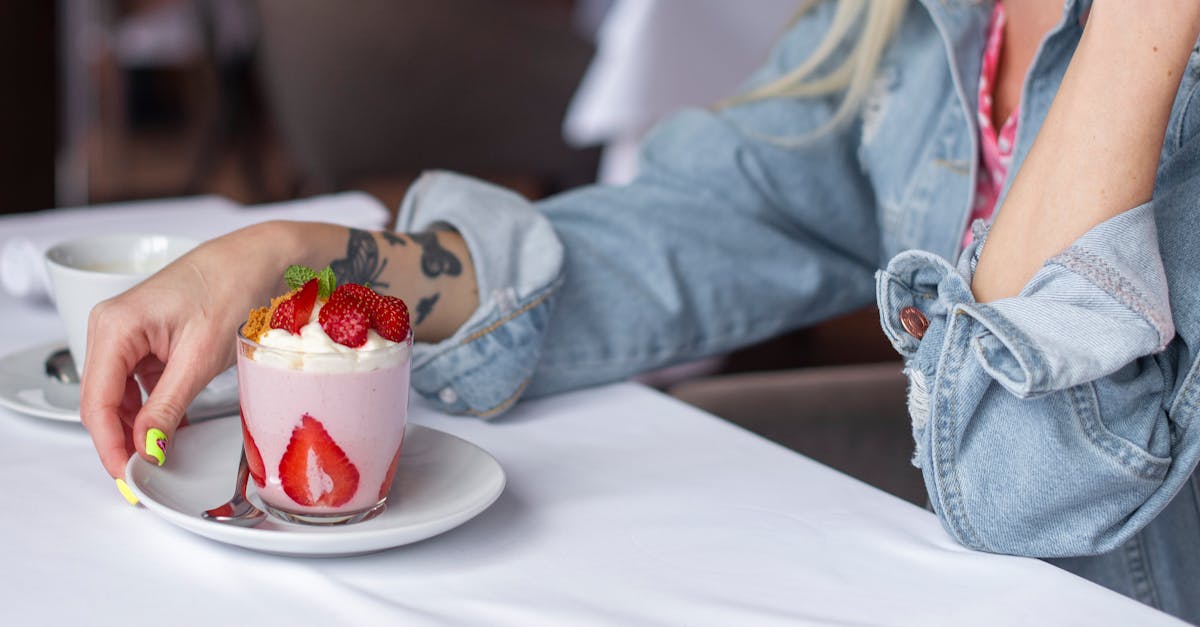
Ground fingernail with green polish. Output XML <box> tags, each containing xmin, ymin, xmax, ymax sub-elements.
<box><xmin>115</xmin><ymin>478</ymin><xmax>139</xmax><ymax>506</ymax></box>
<box><xmin>145</xmin><ymin>428</ymin><xmax>168</xmax><ymax>466</ymax></box>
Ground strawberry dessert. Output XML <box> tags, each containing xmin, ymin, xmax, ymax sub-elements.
<box><xmin>236</xmin><ymin>265</ymin><xmax>411</xmax><ymax>525</ymax></box>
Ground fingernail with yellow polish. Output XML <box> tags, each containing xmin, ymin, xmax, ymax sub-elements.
<box><xmin>145</xmin><ymin>428</ymin><xmax>168</xmax><ymax>466</ymax></box>
<box><xmin>115</xmin><ymin>478</ymin><xmax>139</xmax><ymax>506</ymax></box>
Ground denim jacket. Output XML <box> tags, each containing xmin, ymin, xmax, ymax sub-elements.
<box><xmin>397</xmin><ymin>0</ymin><xmax>1200</xmax><ymax>619</ymax></box>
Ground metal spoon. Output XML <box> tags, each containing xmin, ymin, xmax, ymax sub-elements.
<box><xmin>202</xmin><ymin>449</ymin><xmax>266</xmax><ymax>526</ymax></box>
<box><xmin>44</xmin><ymin>348</ymin><xmax>79</xmax><ymax>384</ymax></box>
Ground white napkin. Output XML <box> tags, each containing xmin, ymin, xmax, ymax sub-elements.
<box><xmin>563</xmin><ymin>0</ymin><xmax>797</xmax><ymax>183</ymax></box>
<box><xmin>1</xmin><ymin>192</ymin><xmax>390</xmax><ymax>303</ymax></box>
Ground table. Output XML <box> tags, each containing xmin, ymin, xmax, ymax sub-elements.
<box><xmin>0</xmin><ymin>204</ymin><xmax>1183</xmax><ymax>626</ymax></box>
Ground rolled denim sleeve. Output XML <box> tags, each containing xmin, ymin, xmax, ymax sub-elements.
<box><xmin>876</xmin><ymin>204</ymin><xmax>1182</xmax><ymax>556</ymax></box>
<box><xmin>885</xmin><ymin>204</ymin><xmax>1173</xmax><ymax>397</ymax></box>
<box><xmin>396</xmin><ymin>171</ymin><xmax>565</xmax><ymax>417</ymax></box>
<box><xmin>397</xmin><ymin>1</ymin><xmax>882</xmax><ymax>416</ymax></box>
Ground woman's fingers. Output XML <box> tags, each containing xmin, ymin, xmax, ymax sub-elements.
<box><xmin>109</xmin><ymin>376</ymin><xmax>141</xmax><ymax>466</ymax></box>
<box><xmin>118</xmin><ymin>376</ymin><xmax>142</xmax><ymax>430</ymax></box>
<box><xmin>79</xmin><ymin>304</ymin><xmax>148</xmax><ymax>479</ymax></box>
<box><xmin>78</xmin><ymin>224</ymin><xmax>282</xmax><ymax>481</ymax></box>
<box><xmin>133</xmin><ymin>356</ymin><xmax>166</xmax><ymax>403</ymax></box>
<box><xmin>130</xmin><ymin>347</ymin><xmax>212</xmax><ymax>468</ymax></box>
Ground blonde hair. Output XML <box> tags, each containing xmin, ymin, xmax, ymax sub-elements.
<box><xmin>720</xmin><ymin>0</ymin><xmax>909</xmax><ymax>138</ymax></box>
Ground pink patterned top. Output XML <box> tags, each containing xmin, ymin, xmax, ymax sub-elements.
<box><xmin>964</xmin><ymin>1</ymin><xmax>1018</xmax><ymax>247</ymax></box>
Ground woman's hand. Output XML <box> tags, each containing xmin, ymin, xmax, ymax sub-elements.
<box><xmin>79</xmin><ymin>220</ymin><xmax>478</xmax><ymax>481</ymax></box>
<box><xmin>79</xmin><ymin>223</ymin><xmax>295</xmax><ymax>478</ymax></box>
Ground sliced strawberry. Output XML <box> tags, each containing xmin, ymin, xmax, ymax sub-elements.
<box><xmin>239</xmin><ymin>408</ymin><xmax>266</xmax><ymax>488</ymax></box>
<box><xmin>270</xmin><ymin>278</ymin><xmax>319</xmax><ymax>334</ymax></box>
<box><xmin>278</xmin><ymin>414</ymin><xmax>360</xmax><ymax>507</ymax></box>
<box><xmin>373</xmin><ymin>295</ymin><xmax>410</xmax><ymax>342</ymax></box>
<box><xmin>292</xmin><ymin>278</ymin><xmax>319</xmax><ymax>326</ymax></box>
<box><xmin>318</xmin><ymin>297</ymin><xmax>370</xmax><ymax>347</ymax></box>
<box><xmin>270</xmin><ymin>296</ymin><xmax>298</xmax><ymax>333</ymax></box>
<box><xmin>377</xmin><ymin>436</ymin><xmax>405</xmax><ymax>499</ymax></box>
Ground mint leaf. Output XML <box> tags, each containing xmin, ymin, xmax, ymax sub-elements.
<box><xmin>317</xmin><ymin>266</ymin><xmax>337</xmax><ymax>300</ymax></box>
<box><xmin>284</xmin><ymin>265</ymin><xmax>317</xmax><ymax>290</ymax></box>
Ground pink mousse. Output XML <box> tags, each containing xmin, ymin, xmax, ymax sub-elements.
<box><xmin>237</xmin><ymin>353</ymin><xmax>410</xmax><ymax>515</ymax></box>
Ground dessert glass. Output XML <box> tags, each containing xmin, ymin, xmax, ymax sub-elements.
<box><xmin>235</xmin><ymin>328</ymin><xmax>411</xmax><ymax>525</ymax></box>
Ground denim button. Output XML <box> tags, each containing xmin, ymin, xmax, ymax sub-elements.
<box><xmin>900</xmin><ymin>306</ymin><xmax>929</xmax><ymax>339</ymax></box>
<box><xmin>438</xmin><ymin>387</ymin><xmax>458</xmax><ymax>404</ymax></box>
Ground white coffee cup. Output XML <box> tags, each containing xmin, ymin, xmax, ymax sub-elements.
<box><xmin>44</xmin><ymin>234</ymin><xmax>199</xmax><ymax>374</ymax></box>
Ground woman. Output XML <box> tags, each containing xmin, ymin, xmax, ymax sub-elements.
<box><xmin>81</xmin><ymin>1</ymin><xmax>1200</xmax><ymax>620</ymax></box>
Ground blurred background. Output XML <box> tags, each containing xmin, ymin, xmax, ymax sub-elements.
<box><xmin>1</xmin><ymin>0</ymin><xmax>814</xmax><ymax>212</ymax></box>
<box><xmin>0</xmin><ymin>0</ymin><xmax>918</xmax><ymax>503</ymax></box>
<box><xmin>2</xmin><ymin>0</ymin><xmax>614</xmax><ymax>213</ymax></box>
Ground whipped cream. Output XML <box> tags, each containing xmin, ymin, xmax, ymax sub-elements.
<box><xmin>252</xmin><ymin>302</ymin><xmax>409</xmax><ymax>372</ymax></box>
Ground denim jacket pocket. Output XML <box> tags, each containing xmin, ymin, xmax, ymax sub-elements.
<box><xmin>1072</xmin><ymin>382</ymin><xmax>1172</xmax><ymax>480</ymax></box>
<box><xmin>914</xmin><ymin>317</ymin><xmax>1175</xmax><ymax>556</ymax></box>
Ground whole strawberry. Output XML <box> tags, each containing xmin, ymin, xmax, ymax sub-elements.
<box><xmin>373</xmin><ymin>295</ymin><xmax>411</xmax><ymax>342</ymax></box>
<box><xmin>318</xmin><ymin>298</ymin><xmax>370</xmax><ymax>347</ymax></box>
<box><xmin>330</xmin><ymin>283</ymin><xmax>382</xmax><ymax>313</ymax></box>
<box><xmin>326</xmin><ymin>283</ymin><xmax>410</xmax><ymax>343</ymax></box>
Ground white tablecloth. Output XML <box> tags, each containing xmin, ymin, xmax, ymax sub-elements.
<box><xmin>0</xmin><ymin>202</ymin><xmax>1181</xmax><ymax>626</ymax></box>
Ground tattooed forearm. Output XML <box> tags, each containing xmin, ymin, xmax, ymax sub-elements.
<box><xmin>381</xmin><ymin>231</ymin><xmax>406</xmax><ymax>247</ymax></box>
<box><xmin>409</xmin><ymin>232</ymin><xmax>462</xmax><ymax>279</ymax></box>
<box><xmin>414</xmin><ymin>293</ymin><xmax>440</xmax><ymax>326</ymax></box>
<box><xmin>331</xmin><ymin>228</ymin><xmax>389</xmax><ymax>288</ymax></box>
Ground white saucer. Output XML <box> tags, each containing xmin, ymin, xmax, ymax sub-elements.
<box><xmin>0</xmin><ymin>341</ymin><xmax>238</xmax><ymax>422</ymax></box>
<box><xmin>125</xmin><ymin>415</ymin><xmax>506</xmax><ymax>557</ymax></box>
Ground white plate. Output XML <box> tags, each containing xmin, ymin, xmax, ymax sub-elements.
<box><xmin>0</xmin><ymin>341</ymin><xmax>238</xmax><ymax>422</ymax></box>
<box><xmin>125</xmin><ymin>415</ymin><xmax>506</xmax><ymax>557</ymax></box>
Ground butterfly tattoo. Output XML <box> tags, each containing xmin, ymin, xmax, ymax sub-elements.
<box><xmin>331</xmin><ymin>229</ymin><xmax>389</xmax><ymax>288</ymax></box>
<box><xmin>415</xmin><ymin>293</ymin><xmax>439</xmax><ymax>326</ymax></box>
<box><xmin>410</xmin><ymin>232</ymin><xmax>462</xmax><ymax>279</ymax></box>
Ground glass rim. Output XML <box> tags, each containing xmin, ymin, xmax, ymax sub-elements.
<box><xmin>237</xmin><ymin>324</ymin><xmax>413</xmax><ymax>359</ymax></box>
